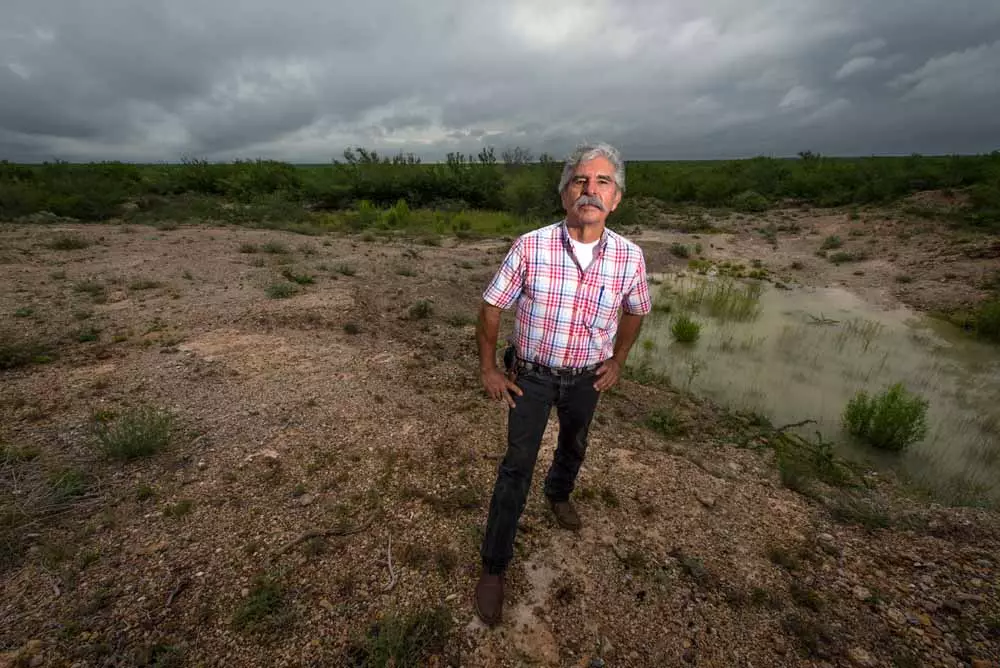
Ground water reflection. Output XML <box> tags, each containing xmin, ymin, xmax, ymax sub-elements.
<box><xmin>635</xmin><ymin>273</ymin><xmax>1000</xmax><ymax>503</ymax></box>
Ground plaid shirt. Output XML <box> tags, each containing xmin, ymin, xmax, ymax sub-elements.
<box><xmin>483</xmin><ymin>221</ymin><xmax>651</xmax><ymax>369</ymax></box>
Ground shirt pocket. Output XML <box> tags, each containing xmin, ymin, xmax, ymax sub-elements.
<box><xmin>590</xmin><ymin>288</ymin><xmax>621</xmax><ymax>330</ymax></box>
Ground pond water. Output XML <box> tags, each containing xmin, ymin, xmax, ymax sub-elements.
<box><xmin>633</xmin><ymin>272</ymin><xmax>1000</xmax><ymax>504</ymax></box>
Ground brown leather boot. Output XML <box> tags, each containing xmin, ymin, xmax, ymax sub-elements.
<box><xmin>474</xmin><ymin>572</ymin><xmax>504</xmax><ymax>627</ymax></box>
<box><xmin>549</xmin><ymin>499</ymin><xmax>582</xmax><ymax>531</ymax></box>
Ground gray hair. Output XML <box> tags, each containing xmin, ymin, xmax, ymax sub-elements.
<box><xmin>557</xmin><ymin>142</ymin><xmax>626</xmax><ymax>194</ymax></box>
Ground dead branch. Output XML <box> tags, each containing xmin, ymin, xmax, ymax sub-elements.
<box><xmin>382</xmin><ymin>534</ymin><xmax>397</xmax><ymax>593</ymax></box>
<box><xmin>773</xmin><ymin>419</ymin><xmax>817</xmax><ymax>433</ymax></box>
<box><xmin>166</xmin><ymin>577</ymin><xmax>188</xmax><ymax>608</ymax></box>
<box><xmin>270</xmin><ymin>513</ymin><xmax>375</xmax><ymax>560</ymax></box>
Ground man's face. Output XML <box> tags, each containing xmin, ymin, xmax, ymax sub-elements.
<box><xmin>561</xmin><ymin>156</ymin><xmax>622</xmax><ymax>227</ymax></box>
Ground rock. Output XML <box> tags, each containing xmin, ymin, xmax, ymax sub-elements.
<box><xmin>628</xmin><ymin>651</ymin><xmax>640</xmax><ymax>660</ymax></box>
<box><xmin>197</xmin><ymin>460</ymin><xmax>207</xmax><ymax>470</ymax></box>
<box><xmin>297</xmin><ymin>494</ymin><xmax>315</xmax><ymax>507</ymax></box>
<box><xmin>847</xmin><ymin>647</ymin><xmax>876</xmax><ymax>667</ymax></box>
<box><xmin>695</xmin><ymin>492</ymin><xmax>716</xmax><ymax>509</ymax></box>
<box><xmin>971</xmin><ymin>660</ymin><xmax>996</xmax><ymax>668</ymax></box>
<box><xmin>727</xmin><ymin>461</ymin><xmax>743</xmax><ymax>474</ymax></box>
<box><xmin>852</xmin><ymin>585</ymin><xmax>871</xmax><ymax>601</ymax></box>
<box><xmin>589</xmin><ymin>659</ymin><xmax>605</xmax><ymax>668</ymax></box>
<box><xmin>816</xmin><ymin>533</ymin><xmax>839</xmax><ymax>555</ymax></box>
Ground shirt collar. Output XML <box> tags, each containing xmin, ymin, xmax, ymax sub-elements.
<box><xmin>559</xmin><ymin>219</ymin><xmax>609</xmax><ymax>254</ymax></box>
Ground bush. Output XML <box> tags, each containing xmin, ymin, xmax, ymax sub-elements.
<box><xmin>670</xmin><ymin>243</ymin><xmax>691</xmax><ymax>258</ymax></box>
<box><xmin>820</xmin><ymin>235</ymin><xmax>843</xmax><ymax>250</ymax></box>
<box><xmin>843</xmin><ymin>383</ymin><xmax>928</xmax><ymax>452</ymax></box>
<box><xmin>731</xmin><ymin>190</ymin><xmax>769</xmax><ymax>213</ymax></box>
<box><xmin>974</xmin><ymin>300</ymin><xmax>1000</xmax><ymax>343</ymax></box>
<box><xmin>671</xmin><ymin>314</ymin><xmax>701</xmax><ymax>343</ymax></box>
<box><xmin>94</xmin><ymin>406</ymin><xmax>173</xmax><ymax>460</ymax></box>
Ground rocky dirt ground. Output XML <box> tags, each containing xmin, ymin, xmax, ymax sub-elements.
<box><xmin>1</xmin><ymin>207</ymin><xmax>999</xmax><ymax>668</ymax></box>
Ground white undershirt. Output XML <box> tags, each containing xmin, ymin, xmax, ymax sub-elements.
<box><xmin>569</xmin><ymin>237</ymin><xmax>600</xmax><ymax>271</ymax></box>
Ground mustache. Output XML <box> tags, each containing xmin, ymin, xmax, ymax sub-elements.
<box><xmin>574</xmin><ymin>195</ymin><xmax>606</xmax><ymax>211</ymax></box>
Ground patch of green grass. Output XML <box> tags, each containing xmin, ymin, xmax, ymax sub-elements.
<box><xmin>135</xmin><ymin>483</ymin><xmax>156</xmax><ymax>501</ymax></box>
<box><xmin>973</xmin><ymin>300</ymin><xmax>1000</xmax><ymax>343</ymax></box>
<box><xmin>280</xmin><ymin>268</ymin><xmax>315</xmax><ymax>285</ymax></box>
<box><xmin>345</xmin><ymin>607</ymin><xmax>451</xmax><ymax>668</ymax></box>
<box><xmin>0</xmin><ymin>338</ymin><xmax>55</xmax><ymax>369</ymax></box>
<box><xmin>820</xmin><ymin>235</ymin><xmax>843</xmax><ymax>250</ymax></box>
<box><xmin>828</xmin><ymin>250</ymin><xmax>868</xmax><ymax>264</ymax></box>
<box><xmin>0</xmin><ymin>444</ymin><xmax>41</xmax><ymax>464</ymax></box>
<box><xmin>843</xmin><ymin>382</ymin><xmax>928</xmax><ymax>452</ymax></box>
<box><xmin>163</xmin><ymin>499</ymin><xmax>194</xmax><ymax>518</ymax></box>
<box><xmin>599</xmin><ymin>486</ymin><xmax>620</xmax><ymax>508</ymax></box>
<box><xmin>644</xmin><ymin>409</ymin><xmax>685</xmax><ymax>438</ymax></box>
<box><xmin>265</xmin><ymin>282</ymin><xmax>299</xmax><ymax>299</ymax></box>
<box><xmin>232</xmin><ymin>574</ymin><xmax>288</xmax><ymax>632</ymax></box>
<box><xmin>826</xmin><ymin>492</ymin><xmax>892</xmax><ymax>531</ymax></box>
<box><xmin>335</xmin><ymin>263</ymin><xmax>357</xmax><ymax>276</ymax></box>
<box><xmin>46</xmin><ymin>233</ymin><xmax>91</xmax><ymax>250</ymax></box>
<box><xmin>128</xmin><ymin>278</ymin><xmax>161</xmax><ymax>291</ymax></box>
<box><xmin>670</xmin><ymin>243</ymin><xmax>691</xmax><ymax>258</ymax></box>
<box><xmin>48</xmin><ymin>468</ymin><xmax>91</xmax><ymax>504</ymax></box>
<box><xmin>670</xmin><ymin>314</ymin><xmax>701</xmax><ymax>343</ymax></box>
<box><xmin>409</xmin><ymin>300</ymin><xmax>433</xmax><ymax>320</ymax></box>
<box><xmin>662</xmin><ymin>275</ymin><xmax>761</xmax><ymax>322</ymax></box>
<box><xmin>261</xmin><ymin>241</ymin><xmax>288</xmax><ymax>254</ymax></box>
<box><xmin>13</xmin><ymin>307</ymin><xmax>33</xmax><ymax>318</ymax></box>
<box><xmin>93</xmin><ymin>405</ymin><xmax>173</xmax><ymax>460</ymax></box>
<box><xmin>76</xmin><ymin>327</ymin><xmax>100</xmax><ymax>343</ymax></box>
<box><xmin>767</xmin><ymin>545</ymin><xmax>800</xmax><ymax>571</ymax></box>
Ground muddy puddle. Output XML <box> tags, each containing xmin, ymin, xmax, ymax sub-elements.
<box><xmin>635</xmin><ymin>272</ymin><xmax>1000</xmax><ymax>503</ymax></box>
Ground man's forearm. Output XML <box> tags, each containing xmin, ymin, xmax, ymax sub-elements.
<box><xmin>612</xmin><ymin>313</ymin><xmax>644</xmax><ymax>364</ymax></box>
<box><xmin>477</xmin><ymin>302</ymin><xmax>502</xmax><ymax>372</ymax></box>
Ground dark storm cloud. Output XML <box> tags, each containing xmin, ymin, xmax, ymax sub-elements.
<box><xmin>1</xmin><ymin>0</ymin><xmax>999</xmax><ymax>162</ymax></box>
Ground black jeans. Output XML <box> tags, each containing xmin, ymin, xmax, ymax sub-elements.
<box><xmin>480</xmin><ymin>354</ymin><xmax>601</xmax><ymax>574</ymax></box>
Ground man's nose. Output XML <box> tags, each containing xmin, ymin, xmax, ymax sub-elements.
<box><xmin>582</xmin><ymin>179</ymin><xmax>597</xmax><ymax>195</ymax></box>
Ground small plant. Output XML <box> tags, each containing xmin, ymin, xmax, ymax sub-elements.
<box><xmin>345</xmin><ymin>607</ymin><xmax>451</xmax><ymax>667</ymax></box>
<box><xmin>266</xmin><ymin>282</ymin><xmax>299</xmax><ymax>299</ymax></box>
<box><xmin>820</xmin><ymin>235</ymin><xmax>843</xmax><ymax>251</ymax></box>
<box><xmin>261</xmin><ymin>241</ymin><xmax>288</xmax><ymax>254</ymax></box>
<box><xmin>0</xmin><ymin>339</ymin><xmax>54</xmax><ymax>369</ymax></box>
<box><xmin>163</xmin><ymin>499</ymin><xmax>194</xmax><ymax>518</ymax></box>
<box><xmin>232</xmin><ymin>574</ymin><xmax>287</xmax><ymax>632</ymax></box>
<box><xmin>790</xmin><ymin>261</ymin><xmax>804</xmax><ymax>270</ymax></box>
<box><xmin>409</xmin><ymin>300</ymin><xmax>433</xmax><ymax>320</ymax></box>
<box><xmin>0</xmin><ymin>444</ymin><xmax>40</xmax><ymax>464</ymax></box>
<box><xmin>445</xmin><ymin>314</ymin><xmax>474</xmax><ymax>327</ymax></box>
<box><xmin>77</xmin><ymin>327</ymin><xmax>100</xmax><ymax>342</ymax></box>
<box><xmin>670</xmin><ymin>314</ymin><xmax>701</xmax><ymax>343</ymax></box>
<box><xmin>93</xmin><ymin>405</ymin><xmax>173</xmax><ymax>460</ymax></box>
<box><xmin>182</xmin><ymin>270</ymin><xmax>194</xmax><ymax>280</ymax></box>
<box><xmin>47</xmin><ymin>234</ymin><xmax>91</xmax><ymax>250</ymax></box>
<box><xmin>670</xmin><ymin>243</ymin><xmax>691</xmax><ymax>259</ymax></box>
<box><xmin>343</xmin><ymin>322</ymin><xmax>361</xmax><ymax>335</ymax></box>
<box><xmin>599</xmin><ymin>486</ymin><xmax>620</xmax><ymax>508</ymax></box>
<box><xmin>135</xmin><ymin>483</ymin><xmax>156</xmax><ymax>501</ymax></box>
<box><xmin>767</xmin><ymin>545</ymin><xmax>800</xmax><ymax>571</ymax></box>
<box><xmin>644</xmin><ymin>409</ymin><xmax>685</xmax><ymax>438</ymax></box>
<box><xmin>128</xmin><ymin>278</ymin><xmax>161</xmax><ymax>291</ymax></box>
<box><xmin>335</xmin><ymin>264</ymin><xmax>357</xmax><ymax>276</ymax></box>
<box><xmin>14</xmin><ymin>307</ymin><xmax>33</xmax><ymax>318</ymax></box>
<box><xmin>974</xmin><ymin>300</ymin><xmax>1000</xmax><ymax>343</ymax></box>
<box><xmin>280</xmin><ymin>269</ymin><xmax>315</xmax><ymax>285</ymax></box>
<box><xmin>240</xmin><ymin>243</ymin><xmax>259</xmax><ymax>253</ymax></box>
<box><xmin>843</xmin><ymin>383</ymin><xmax>928</xmax><ymax>452</ymax></box>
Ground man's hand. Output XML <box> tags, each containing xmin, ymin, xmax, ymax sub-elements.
<box><xmin>593</xmin><ymin>358</ymin><xmax>621</xmax><ymax>392</ymax></box>
<box><xmin>481</xmin><ymin>367</ymin><xmax>523</xmax><ymax>408</ymax></box>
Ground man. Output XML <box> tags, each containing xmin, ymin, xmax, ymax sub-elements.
<box><xmin>473</xmin><ymin>142</ymin><xmax>651</xmax><ymax>626</ymax></box>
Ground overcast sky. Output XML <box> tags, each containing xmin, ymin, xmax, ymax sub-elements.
<box><xmin>2</xmin><ymin>0</ymin><xmax>1000</xmax><ymax>163</ymax></box>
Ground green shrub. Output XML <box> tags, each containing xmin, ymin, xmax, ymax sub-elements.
<box><xmin>731</xmin><ymin>190</ymin><xmax>769</xmax><ymax>213</ymax></box>
<box><xmin>843</xmin><ymin>383</ymin><xmax>928</xmax><ymax>452</ymax></box>
<box><xmin>345</xmin><ymin>607</ymin><xmax>451</xmax><ymax>667</ymax></box>
<box><xmin>232</xmin><ymin>575</ymin><xmax>288</xmax><ymax>632</ymax></box>
<box><xmin>266</xmin><ymin>282</ymin><xmax>299</xmax><ymax>299</ymax></box>
<box><xmin>820</xmin><ymin>235</ymin><xmax>843</xmax><ymax>250</ymax></box>
<box><xmin>670</xmin><ymin>314</ymin><xmax>701</xmax><ymax>343</ymax></box>
<box><xmin>974</xmin><ymin>300</ymin><xmax>1000</xmax><ymax>343</ymax></box>
<box><xmin>46</xmin><ymin>233</ymin><xmax>91</xmax><ymax>250</ymax></box>
<box><xmin>94</xmin><ymin>406</ymin><xmax>173</xmax><ymax>460</ymax></box>
<box><xmin>409</xmin><ymin>300</ymin><xmax>433</xmax><ymax>319</ymax></box>
<box><xmin>280</xmin><ymin>269</ymin><xmax>315</xmax><ymax>285</ymax></box>
<box><xmin>670</xmin><ymin>243</ymin><xmax>691</xmax><ymax>258</ymax></box>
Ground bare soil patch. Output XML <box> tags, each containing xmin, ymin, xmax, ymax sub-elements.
<box><xmin>1</xmin><ymin>216</ymin><xmax>998</xmax><ymax>667</ymax></box>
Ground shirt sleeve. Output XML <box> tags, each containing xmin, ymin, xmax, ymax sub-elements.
<box><xmin>622</xmin><ymin>251</ymin><xmax>652</xmax><ymax>315</ymax></box>
<box><xmin>482</xmin><ymin>238</ymin><xmax>526</xmax><ymax>309</ymax></box>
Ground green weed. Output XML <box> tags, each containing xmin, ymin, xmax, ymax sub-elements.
<box><xmin>266</xmin><ymin>282</ymin><xmax>299</xmax><ymax>299</ymax></box>
<box><xmin>232</xmin><ymin>574</ymin><xmax>289</xmax><ymax>632</ymax></box>
<box><xmin>670</xmin><ymin>243</ymin><xmax>691</xmax><ymax>258</ymax></box>
<box><xmin>820</xmin><ymin>235</ymin><xmax>843</xmax><ymax>250</ymax></box>
<box><xmin>280</xmin><ymin>268</ymin><xmax>315</xmax><ymax>285</ymax></box>
<box><xmin>93</xmin><ymin>405</ymin><xmax>173</xmax><ymax>460</ymax></box>
<box><xmin>670</xmin><ymin>314</ymin><xmax>701</xmax><ymax>343</ymax></box>
<box><xmin>843</xmin><ymin>383</ymin><xmax>928</xmax><ymax>452</ymax></box>
<box><xmin>409</xmin><ymin>300</ymin><xmax>433</xmax><ymax>320</ymax></box>
<box><xmin>644</xmin><ymin>409</ymin><xmax>685</xmax><ymax>438</ymax></box>
<box><xmin>345</xmin><ymin>607</ymin><xmax>451</xmax><ymax>667</ymax></box>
